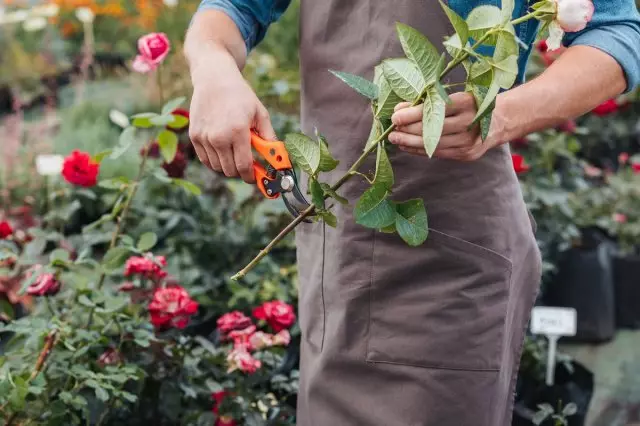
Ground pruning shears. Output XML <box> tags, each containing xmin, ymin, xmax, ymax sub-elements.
<box><xmin>250</xmin><ymin>131</ymin><xmax>312</xmax><ymax>219</ymax></box>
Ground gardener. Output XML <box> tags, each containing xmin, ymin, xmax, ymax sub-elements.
<box><xmin>185</xmin><ymin>0</ymin><xmax>640</xmax><ymax>424</ymax></box>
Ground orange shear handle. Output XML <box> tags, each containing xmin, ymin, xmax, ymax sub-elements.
<box><xmin>251</xmin><ymin>131</ymin><xmax>292</xmax><ymax>199</ymax></box>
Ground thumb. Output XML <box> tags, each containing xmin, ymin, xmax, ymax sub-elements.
<box><xmin>254</xmin><ymin>105</ymin><xmax>277</xmax><ymax>141</ymax></box>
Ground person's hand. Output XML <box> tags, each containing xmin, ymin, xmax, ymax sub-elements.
<box><xmin>388</xmin><ymin>92</ymin><xmax>497</xmax><ymax>161</ymax></box>
<box><xmin>189</xmin><ymin>49</ymin><xmax>275</xmax><ymax>183</ymax></box>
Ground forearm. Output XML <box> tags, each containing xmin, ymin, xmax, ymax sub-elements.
<box><xmin>185</xmin><ymin>10</ymin><xmax>247</xmax><ymax>84</ymax></box>
<box><xmin>492</xmin><ymin>45</ymin><xmax>627</xmax><ymax>144</ymax></box>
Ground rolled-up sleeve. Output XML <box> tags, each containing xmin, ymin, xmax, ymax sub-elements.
<box><xmin>563</xmin><ymin>0</ymin><xmax>640</xmax><ymax>92</ymax></box>
<box><xmin>196</xmin><ymin>0</ymin><xmax>292</xmax><ymax>52</ymax></box>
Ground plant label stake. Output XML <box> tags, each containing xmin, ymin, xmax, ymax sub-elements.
<box><xmin>530</xmin><ymin>306</ymin><xmax>577</xmax><ymax>386</ymax></box>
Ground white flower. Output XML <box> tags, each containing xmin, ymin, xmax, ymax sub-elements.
<box><xmin>23</xmin><ymin>17</ymin><xmax>47</xmax><ymax>32</ymax></box>
<box><xmin>545</xmin><ymin>0</ymin><xmax>594</xmax><ymax>51</ymax></box>
<box><xmin>162</xmin><ymin>0</ymin><xmax>179</xmax><ymax>8</ymax></box>
<box><xmin>35</xmin><ymin>155</ymin><xmax>64</xmax><ymax>176</ymax></box>
<box><xmin>554</xmin><ymin>0</ymin><xmax>594</xmax><ymax>32</ymax></box>
<box><xmin>75</xmin><ymin>7</ymin><xmax>95</xmax><ymax>24</ymax></box>
<box><xmin>109</xmin><ymin>109</ymin><xmax>130</xmax><ymax>128</ymax></box>
<box><xmin>4</xmin><ymin>10</ymin><xmax>29</xmax><ymax>24</ymax></box>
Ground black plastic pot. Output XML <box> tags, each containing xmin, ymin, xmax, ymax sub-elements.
<box><xmin>613</xmin><ymin>254</ymin><xmax>640</xmax><ymax>329</ymax></box>
<box><xmin>544</xmin><ymin>230</ymin><xmax>616</xmax><ymax>343</ymax></box>
<box><xmin>513</xmin><ymin>361</ymin><xmax>594</xmax><ymax>426</ymax></box>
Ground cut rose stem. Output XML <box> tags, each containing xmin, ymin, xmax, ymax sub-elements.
<box><xmin>231</xmin><ymin>12</ymin><xmax>538</xmax><ymax>280</ymax></box>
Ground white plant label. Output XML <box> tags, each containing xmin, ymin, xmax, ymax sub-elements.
<box><xmin>531</xmin><ymin>306</ymin><xmax>577</xmax><ymax>337</ymax></box>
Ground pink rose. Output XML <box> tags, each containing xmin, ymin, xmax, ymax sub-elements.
<box><xmin>148</xmin><ymin>286</ymin><xmax>198</xmax><ymax>329</ymax></box>
<box><xmin>226</xmin><ymin>347</ymin><xmax>261</xmax><ymax>374</ymax></box>
<box><xmin>546</xmin><ymin>0</ymin><xmax>594</xmax><ymax>50</ymax></box>
<box><xmin>228</xmin><ymin>325</ymin><xmax>257</xmax><ymax>350</ymax></box>
<box><xmin>248</xmin><ymin>331</ymin><xmax>274</xmax><ymax>351</ymax></box>
<box><xmin>217</xmin><ymin>311</ymin><xmax>253</xmax><ymax>336</ymax></box>
<box><xmin>613</xmin><ymin>213</ymin><xmax>627</xmax><ymax>224</ymax></box>
<box><xmin>97</xmin><ymin>348</ymin><xmax>122</xmax><ymax>367</ymax></box>
<box><xmin>272</xmin><ymin>329</ymin><xmax>291</xmax><ymax>346</ymax></box>
<box><xmin>26</xmin><ymin>270</ymin><xmax>61</xmax><ymax>297</ymax></box>
<box><xmin>132</xmin><ymin>32</ymin><xmax>170</xmax><ymax>73</ymax></box>
<box><xmin>124</xmin><ymin>254</ymin><xmax>167</xmax><ymax>281</ymax></box>
<box><xmin>253</xmin><ymin>300</ymin><xmax>296</xmax><ymax>332</ymax></box>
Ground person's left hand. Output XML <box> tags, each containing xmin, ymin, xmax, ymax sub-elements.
<box><xmin>388</xmin><ymin>92</ymin><xmax>496</xmax><ymax>161</ymax></box>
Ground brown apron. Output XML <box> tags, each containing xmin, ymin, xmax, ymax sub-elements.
<box><xmin>294</xmin><ymin>1</ymin><xmax>542</xmax><ymax>425</ymax></box>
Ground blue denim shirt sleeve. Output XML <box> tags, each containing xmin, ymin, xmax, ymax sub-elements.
<box><xmin>563</xmin><ymin>0</ymin><xmax>640</xmax><ymax>92</ymax></box>
<box><xmin>196</xmin><ymin>0</ymin><xmax>291</xmax><ymax>52</ymax></box>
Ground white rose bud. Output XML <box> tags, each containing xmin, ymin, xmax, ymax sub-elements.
<box><xmin>35</xmin><ymin>155</ymin><xmax>64</xmax><ymax>176</ymax></box>
<box><xmin>546</xmin><ymin>0</ymin><xmax>594</xmax><ymax>51</ymax></box>
<box><xmin>23</xmin><ymin>17</ymin><xmax>47</xmax><ymax>32</ymax></box>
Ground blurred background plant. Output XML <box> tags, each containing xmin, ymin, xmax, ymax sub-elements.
<box><xmin>1</xmin><ymin>0</ymin><xmax>640</xmax><ymax>425</ymax></box>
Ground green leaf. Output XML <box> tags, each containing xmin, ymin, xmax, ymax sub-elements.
<box><xmin>380</xmin><ymin>223</ymin><xmax>397</xmax><ymax>233</ymax></box>
<box><xmin>317</xmin><ymin>133</ymin><xmax>339</xmax><ymax>172</ymax></box>
<box><xmin>381</xmin><ymin>58</ymin><xmax>426</xmax><ymax>101</ymax></box>
<box><xmin>318</xmin><ymin>210</ymin><xmax>338</xmax><ymax>228</ymax></box>
<box><xmin>320</xmin><ymin>183</ymin><xmax>348</xmax><ymax>205</ymax></box>
<box><xmin>92</xmin><ymin>150</ymin><xmax>112</xmax><ymax>163</ymax></box>
<box><xmin>366</xmin><ymin>117</ymin><xmax>384</xmax><ymax>151</ymax></box>
<box><xmin>329</xmin><ymin>70</ymin><xmax>378</xmax><ymax>100</ymax></box>
<box><xmin>98</xmin><ymin>176</ymin><xmax>131</xmax><ymax>190</ymax></box>
<box><xmin>439</xmin><ymin>0</ymin><xmax>469</xmax><ymax>46</ymax></box>
<box><xmin>443</xmin><ymin>33</ymin><xmax>465</xmax><ymax>59</ymax></box>
<box><xmin>284</xmin><ymin>133</ymin><xmax>321</xmax><ymax>176</ymax></box>
<box><xmin>354</xmin><ymin>184</ymin><xmax>397</xmax><ymax>229</ymax></box>
<box><xmin>309</xmin><ymin>179</ymin><xmax>325</xmax><ymax>210</ymax></box>
<box><xmin>157</xmin><ymin>130</ymin><xmax>179</xmax><ymax>163</ymax></box>
<box><xmin>469</xmin><ymin>85</ymin><xmax>493</xmax><ymax>141</ymax></box>
<box><xmin>422</xmin><ymin>87</ymin><xmax>446</xmax><ymax>157</ymax></box>
<box><xmin>434</xmin><ymin>53</ymin><xmax>451</xmax><ymax>104</ymax></box>
<box><xmin>396</xmin><ymin>23</ymin><xmax>440</xmax><ymax>83</ymax></box>
<box><xmin>150</xmin><ymin>115</ymin><xmax>175</xmax><ymax>127</ymax></box>
<box><xmin>161</xmin><ymin>96</ymin><xmax>186</xmax><ymax>116</ymax></box>
<box><xmin>469</xmin><ymin>60</ymin><xmax>493</xmax><ymax>87</ymax></box>
<box><xmin>110</xmin><ymin>127</ymin><xmax>136</xmax><ymax>160</ymax></box>
<box><xmin>394</xmin><ymin>199</ymin><xmax>428</xmax><ymax>246</ymax></box>
<box><xmin>85</xmin><ymin>380</ymin><xmax>110</xmax><ymax>402</ymax></box>
<box><xmin>466</xmin><ymin>5</ymin><xmax>502</xmax><ymax>44</ymax></box>
<box><xmin>563</xmin><ymin>403</ymin><xmax>577</xmax><ymax>416</ymax></box>
<box><xmin>102</xmin><ymin>247</ymin><xmax>131</xmax><ymax>271</ymax></box>
<box><xmin>0</xmin><ymin>299</ymin><xmax>14</xmax><ymax>320</ymax></box>
<box><xmin>77</xmin><ymin>294</ymin><xmax>95</xmax><ymax>307</ymax></box>
<box><xmin>374</xmin><ymin>66</ymin><xmax>403</xmax><ymax>119</ymax></box>
<box><xmin>131</xmin><ymin>113</ymin><xmax>157</xmax><ymax>129</ymax></box>
<box><xmin>373</xmin><ymin>143</ymin><xmax>394</xmax><ymax>190</ymax></box>
<box><xmin>137</xmin><ymin>232</ymin><xmax>158</xmax><ymax>251</ymax></box>
<box><xmin>168</xmin><ymin>114</ymin><xmax>189</xmax><ymax>129</ymax></box>
<box><xmin>472</xmin><ymin>78</ymin><xmax>500</xmax><ymax>125</ymax></box>
<box><xmin>172</xmin><ymin>179</ymin><xmax>202</xmax><ymax>196</ymax></box>
<box><xmin>502</xmin><ymin>0</ymin><xmax>515</xmax><ymax>21</ymax></box>
<box><xmin>49</xmin><ymin>248</ymin><xmax>70</xmax><ymax>264</ymax></box>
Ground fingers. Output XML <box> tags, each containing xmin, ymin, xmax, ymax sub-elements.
<box><xmin>255</xmin><ymin>106</ymin><xmax>277</xmax><ymax>141</ymax></box>
<box><xmin>233</xmin><ymin>127</ymin><xmax>255</xmax><ymax>183</ymax></box>
<box><xmin>388</xmin><ymin>131</ymin><xmax>422</xmax><ymax>148</ymax></box>
<box><xmin>391</xmin><ymin>104</ymin><xmax>422</xmax><ymax>127</ymax></box>
<box><xmin>216</xmin><ymin>145</ymin><xmax>239</xmax><ymax>177</ymax></box>
<box><xmin>398</xmin><ymin>146</ymin><xmax>427</xmax><ymax>156</ymax></box>
<box><xmin>445</xmin><ymin>92</ymin><xmax>476</xmax><ymax>117</ymax></box>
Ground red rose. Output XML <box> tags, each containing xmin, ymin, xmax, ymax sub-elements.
<box><xmin>632</xmin><ymin>162</ymin><xmax>640</xmax><ymax>174</ymax></box>
<box><xmin>148</xmin><ymin>286</ymin><xmax>198</xmax><ymax>329</ymax></box>
<box><xmin>26</xmin><ymin>272</ymin><xmax>61</xmax><ymax>297</ymax></box>
<box><xmin>167</xmin><ymin>109</ymin><xmax>190</xmax><ymax>132</ymax></box>
<box><xmin>0</xmin><ymin>221</ymin><xmax>13</xmax><ymax>239</ymax></box>
<box><xmin>217</xmin><ymin>311</ymin><xmax>253</xmax><ymax>335</ymax></box>
<box><xmin>226</xmin><ymin>347</ymin><xmax>261</xmax><ymax>374</ymax></box>
<box><xmin>162</xmin><ymin>150</ymin><xmax>188</xmax><ymax>178</ymax></box>
<box><xmin>124</xmin><ymin>254</ymin><xmax>167</xmax><ymax>281</ymax></box>
<box><xmin>511</xmin><ymin>154</ymin><xmax>530</xmax><ymax>175</ymax></box>
<box><xmin>536</xmin><ymin>40</ymin><xmax>548</xmax><ymax>53</ymax></box>
<box><xmin>212</xmin><ymin>390</ymin><xmax>237</xmax><ymax>426</ymax></box>
<box><xmin>592</xmin><ymin>99</ymin><xmax>619</xmax><ymax>116</ymax></box>
<box><xmin>61</xmin><ymin>150</ymin><xmax>100</xmax><ymax>187</ymax></box>
<box><xmin>253</xmin><ymin>300</ymin><xmax>296</xmax><ymax>332</ymax></box>
<box><xmin>132</xmin><ymin>32</ymin><xmax>170</xmax><ymax>73</ymax></box>
<box><xmin>97</xmin><ymin>348</ymin><xmax>122</xmax><ymax>367</ymax></box>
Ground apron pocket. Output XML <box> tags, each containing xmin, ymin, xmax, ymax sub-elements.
<box><xmin>366</xmin><ymin>228</ymin><xmax>512</xmax><ymax>371</ymax></box>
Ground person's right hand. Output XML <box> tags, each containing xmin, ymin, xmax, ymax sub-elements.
<box><xmin>189</xmin><ymin>49</ymin><xmax>276</xmax><ymax>183</ymax></box>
